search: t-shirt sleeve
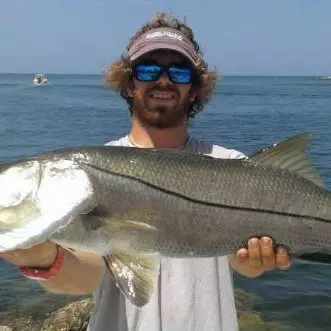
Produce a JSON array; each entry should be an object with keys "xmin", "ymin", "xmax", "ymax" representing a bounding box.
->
[{"xmin": 210, "ymin": 144, "xmax": 246, "ymax": 160}]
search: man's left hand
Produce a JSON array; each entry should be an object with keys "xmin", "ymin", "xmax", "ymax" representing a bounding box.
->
[{"xmin": 228, "ymin": 236, "xmax": 291, "ymax": 278}]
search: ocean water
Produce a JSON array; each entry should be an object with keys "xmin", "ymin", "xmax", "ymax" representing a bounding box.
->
[{"xmin": 0, "ymin": 73, "xmax": 330, "ymax": 330}]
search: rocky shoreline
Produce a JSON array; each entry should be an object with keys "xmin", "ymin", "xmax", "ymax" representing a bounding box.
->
[
  {"xmin": 0, "ymin": 289, "xmax": 286, "ymax": 331},
  {"xmin": 0, "ymin": 298, "xmax": 94, "ymax": 331}
]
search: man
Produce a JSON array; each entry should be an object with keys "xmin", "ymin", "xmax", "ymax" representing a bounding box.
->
[{"xmin": 0, "ymin": 12, "xmax": 291, "ymax": 331}]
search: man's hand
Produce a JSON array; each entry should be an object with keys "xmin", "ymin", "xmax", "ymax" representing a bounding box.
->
[
  {"xmin": 0, "ymin": 241, "xmax": 57, "ymax": 268},
  {"xmin": 228, "ymin": 236, "xmax": 291, "ymax": 278}
]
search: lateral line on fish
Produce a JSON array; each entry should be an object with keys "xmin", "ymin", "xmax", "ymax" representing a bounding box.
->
[{"xmin": 83, "ymin": 163, "xmax": 331, "ymax": 225}]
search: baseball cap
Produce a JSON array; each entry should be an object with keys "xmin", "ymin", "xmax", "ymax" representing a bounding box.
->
[{"xmin": 127, "ymin": 27, "xmax": 199, "ymax": 66}]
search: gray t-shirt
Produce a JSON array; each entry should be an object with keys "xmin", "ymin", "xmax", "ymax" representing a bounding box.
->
[{"xmin": 87, "ymin": 135, "xmax": 245, "ymax": 331}]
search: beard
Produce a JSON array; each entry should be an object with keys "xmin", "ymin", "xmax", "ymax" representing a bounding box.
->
[{"xmin": 132, "ymin": 86, "xmax": 192, "ymax": 129}]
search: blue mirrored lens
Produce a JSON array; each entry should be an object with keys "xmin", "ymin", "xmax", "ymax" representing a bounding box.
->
[
  {"xmin": 135, "ymin": 64, "xmax": 161, "ymax": 81},
  {"xmin": 135, "ymin": 64, "xmax": 192, "ymax": 84},
  {"xmin": 168, "ymin": 67, "xmax": 192, "ymax": 84}
]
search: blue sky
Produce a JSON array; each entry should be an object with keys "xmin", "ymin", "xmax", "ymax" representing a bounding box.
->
[{"xmin": 1, "ymin": 0, "xmax": 330, "ymax": 75}]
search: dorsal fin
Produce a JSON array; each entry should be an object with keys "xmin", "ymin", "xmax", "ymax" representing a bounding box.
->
[{"xmin": 248, "ymin": 133, "xmax": 325, "ymax": 188}]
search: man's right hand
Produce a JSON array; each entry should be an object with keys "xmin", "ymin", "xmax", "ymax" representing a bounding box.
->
[{"xmin": 0, "ymin": 240, "xmax": 57, "ymax": 268}]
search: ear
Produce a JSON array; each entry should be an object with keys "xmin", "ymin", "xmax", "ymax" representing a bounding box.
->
[
  {"xmin": 189, "ymin": 87, "xmax": 198, "ymax": 102},
  {"xmin": 126, "ymin": 80, "xmax": 135, "ymax": 98}
]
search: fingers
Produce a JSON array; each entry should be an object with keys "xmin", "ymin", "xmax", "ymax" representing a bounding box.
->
[
  {"xmin": 235, "ymin": 247, "xmax": 249, "ymax": 260},
  {"xmin": 275, "ymin": 245, "xmax": 291, "ymax": 270},
  {"xmin": 246, "ymin": 237, "xmax": 290, "ymax": 271},
  {"xmin": 247, "ymin": 238, "xmax": 262, "ymax": 269},
  {"xmin": 260, "ymin": 236, "xmax": 276, "ymax": 270},
  {"xmin": 232, "ymin": 237, "xmax": 291, "ymax": 278}
]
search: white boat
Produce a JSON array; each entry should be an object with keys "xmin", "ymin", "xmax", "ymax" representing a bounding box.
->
[
  {"xmin": 33, "ymin": 73, "xmax": 48, "ymax": 85},
  {"xmin": 316, "ymin": 75, "xmax": 331, "ymax": 80}
]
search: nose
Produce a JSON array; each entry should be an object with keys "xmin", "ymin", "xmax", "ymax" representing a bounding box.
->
[{"xmin": 156, "ymin": 71, "xmax": 172, "ymax": 86}]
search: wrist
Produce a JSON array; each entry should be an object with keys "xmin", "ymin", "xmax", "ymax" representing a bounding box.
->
[
  {"xmin": 19, "ymin": 244, "xmax": 65, "ymax": 281},
  {"xmin": 18, "ymin": 241, "xmax": 58, "ymax": 268},
  {"xmin": 35, "ymin": 241, "xmax": 58, "ymax": 268}
]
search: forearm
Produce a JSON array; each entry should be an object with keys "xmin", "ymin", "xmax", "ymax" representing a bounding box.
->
[
  {"xmin": 0, "ymin": 240, "xmax": 105, "ymax": 295},
  {"xmin": 39, "ymin": 247, "xmax": 105, "ymax": 295}
]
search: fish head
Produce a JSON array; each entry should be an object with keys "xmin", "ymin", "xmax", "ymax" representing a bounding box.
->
[
  {"xmin": 0, "ymin": 160, "xmax": 41, "ymax": 230},
  {"xmin": 0, "ymin": 155, "xmax": 97, "ymax": 252}
]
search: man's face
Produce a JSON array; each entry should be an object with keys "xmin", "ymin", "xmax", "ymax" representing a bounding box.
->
[{"xmin": 126, "ymin": 51, "xmax": 198, "ymax": 129}]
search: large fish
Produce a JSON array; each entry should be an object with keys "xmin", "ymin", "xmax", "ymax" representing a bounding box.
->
[{"xmin": 0, "ymin": 133, "xmax": 330, "ymax": 307}]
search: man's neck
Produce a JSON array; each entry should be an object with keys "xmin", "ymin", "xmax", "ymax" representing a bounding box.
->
[{"xmin": 129, "ymin": 118, "xmax": 189, "ymax": 149}]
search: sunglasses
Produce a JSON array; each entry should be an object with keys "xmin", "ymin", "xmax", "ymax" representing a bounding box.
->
[{"xmin": 133, "ymin": 64, "xmax": 194, "ymax": 84}]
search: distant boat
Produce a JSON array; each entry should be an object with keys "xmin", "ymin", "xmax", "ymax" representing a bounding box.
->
[
  {"xmin": 316, "ymin": 75, "xmax": 331, "ymax": 80},
  {"xmin": 33, "ymin": 73, "xmax": 48, "ymax": 85}
]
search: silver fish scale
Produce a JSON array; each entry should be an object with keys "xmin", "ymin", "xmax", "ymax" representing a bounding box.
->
[
  {"xmin": 6, "ymin": 145, "xmax": 327, "ymax": 259},
  {"xmin": 77, "ymin": 147, "xmax": 331, "ymax": 222},
  {"xmin": 2, "ymin": 143, "xmax": 331, "ymax": 264},
  {"xmin": 62, "ymin": 147, "xmax": 331, "ymax": 258}
]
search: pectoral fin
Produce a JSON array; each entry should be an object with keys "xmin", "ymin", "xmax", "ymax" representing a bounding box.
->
[{"xmin": 104, "ymin": 251, "xmax": 160, "ymax": 307}]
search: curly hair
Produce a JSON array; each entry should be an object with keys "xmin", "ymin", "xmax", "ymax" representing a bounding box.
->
[{"xmin": 104, "ymin": 12, "xmax": 219, "ymax": 119}]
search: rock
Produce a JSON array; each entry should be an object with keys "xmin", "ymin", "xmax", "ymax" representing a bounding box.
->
[
  {"xmin": 0, "ymin": 313, "xmax": 40, "ymax": 331},
  {"xmin": 41, "ymin": 299, "xmax": 95, "ymax": 331},
  {"xmin": 0, "ymin": 287, "xmax": 268, "ymax": 330},
  {"xmin": 234, "ymin": 288, "xmax": 260, "ymax": 313},
  {"xmin": 0, "ymin": 326, "xmax": 13, "ymax": 331},
  {"xmin": 0, "ymin": 298, "xmax": 93, "ymax": 331}
]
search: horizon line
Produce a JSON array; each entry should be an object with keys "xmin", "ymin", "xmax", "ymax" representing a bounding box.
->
[{"xmin": 0, "ymin": 72, "xmax": 327, "ymax": 77}]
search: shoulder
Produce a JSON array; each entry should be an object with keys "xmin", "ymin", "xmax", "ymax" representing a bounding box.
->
[
  {"xmin": 210, "ymin": 144, "xmax": 246, "ymax": 159},
  {"xmin": 105, "ymin": 135, "xmax": 132, "ymax": 147},
  {"xmin": 188, "ymin": 137, "xmax": 246, "ymax": 159}
]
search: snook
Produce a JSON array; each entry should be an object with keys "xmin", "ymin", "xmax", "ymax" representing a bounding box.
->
[{"xmin": 0, "ymin": 133, "xmax": 330, "ymax": 307}]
